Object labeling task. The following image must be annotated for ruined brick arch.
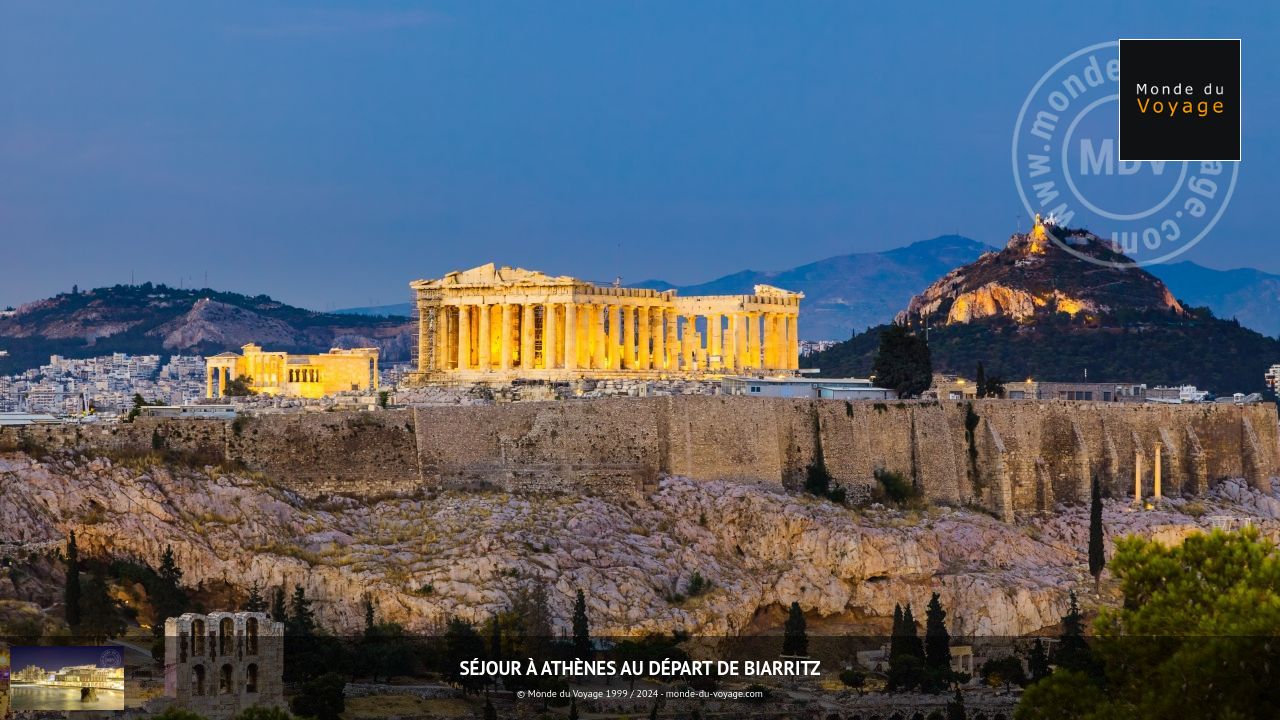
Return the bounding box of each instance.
[192,619,205,655]
[219,663,234,694]
[911,713,926,720]
[219,617,234,655]
[246,617,259,655]
[245,663,258,693]
[191,664,206,696]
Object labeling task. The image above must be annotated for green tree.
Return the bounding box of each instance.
[980,655,1027,691]
[945,687,965,720]
[65,530,81,629]
[975,361,986,398]
[224,375,256,396]
[288,585,316,636]
[243,581,267,613]
[1088,478,1105,590]
[1052,592,1094,676]
[1026,639,1051,683]
[444,618,486,695]
[923,592,952,692]
[888,602,926,692]
[80,570,125,641]
[151,545,189,633]
[271,585,287,621]
[871,324,932,398]
[781,602,807,657]
[572,589,592,660]
[290,672,345,720]
[1018,529,1280,719]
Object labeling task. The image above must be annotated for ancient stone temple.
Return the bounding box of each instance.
[205,343,379,399]
[163,611,284,719]
[407,263,803,383]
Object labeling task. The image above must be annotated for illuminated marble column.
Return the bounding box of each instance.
[746,312,761,369]
[499,303,514,370]
[763,313,777,369]
[607,304,622,370]
[1134,451,1143,505]
[434,308,449,371]
[708,314,722,370]
[564,303,579,370]
[622,306,636,369]
[517,304,532,368]
[206,366,214,398]
[786,313,799,369]
[457,304,472,370]
[543,303,558,369]
[724,314,739,372]
[670,307,680,368]
[637,306,650,370]
[652,307,665,370]
[477,303,492,370]
[417,301,431,372]
[1154,442,1162,500]
[578,303,592,368]
[734,313,748,370]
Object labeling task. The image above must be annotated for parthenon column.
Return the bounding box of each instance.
[746,312,761,369]
[543,303,558,369]
[651,308,664,370]
[724,313,739,372]
[206,367,214,398]
[417,301,431,373]
[638,306,651,370]
[622,306,636,369]
[564,303,579,370]
[477,303,492,370]
[786,313,799,369]
[457,305,471,369]
[499,304,514,370]
[589,304,605,369]
[520,304,536,368]
[708,313,722,370]
[762,313,777,369]
[607,304,622,370]
[436,307,452,371]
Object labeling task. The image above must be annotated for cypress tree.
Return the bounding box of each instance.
[571,589,592,660]
[889,603,904,659]
[1027,639,1051,683]
[946,687,966,720]
[1089,477,1106,591]
[65,530,81,629]
[363,595,376,635]
[483,696,497,720]
[271,586,287,621]
[902,603,924,660]
[243,581,267,613]
[568,697,579,720]
[923,593,952,692]
[782,602,808,657]
[289,585,316,636]
[975,362,987,398]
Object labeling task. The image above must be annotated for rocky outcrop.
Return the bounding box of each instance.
[3,451,1277,640]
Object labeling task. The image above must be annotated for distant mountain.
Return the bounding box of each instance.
[634,235,996,340]
[806,222,1280,394]
[0,284,414,375]
[1148,262,1280,338]
[335,302,414,317]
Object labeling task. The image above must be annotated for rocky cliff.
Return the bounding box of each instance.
[3,451,1278,640]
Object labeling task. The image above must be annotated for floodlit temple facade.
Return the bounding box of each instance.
[408,263,802,383]
[205,343,379,399]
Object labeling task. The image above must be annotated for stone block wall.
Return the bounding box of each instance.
[3,397,1277,519]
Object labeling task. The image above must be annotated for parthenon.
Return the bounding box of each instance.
[407,263,802,383]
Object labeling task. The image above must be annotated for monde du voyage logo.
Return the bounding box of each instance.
[1012,40,1240,268]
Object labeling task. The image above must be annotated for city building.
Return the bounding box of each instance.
[407,263,803,383]
[1267,364,1280,391]
[205,344,379,399]
[721,376,895,400]
[932,375,1150,402]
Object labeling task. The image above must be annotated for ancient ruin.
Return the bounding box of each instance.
[407,263,803,383]
[205,343,379,399]
[163,611,284,719]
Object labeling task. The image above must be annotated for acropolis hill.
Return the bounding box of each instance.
[406,263,803,383]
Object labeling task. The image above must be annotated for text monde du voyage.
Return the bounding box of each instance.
[459,658,823,678]
[1134,83,1228,118]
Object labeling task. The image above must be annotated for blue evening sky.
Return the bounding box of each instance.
[2,1,1276,310]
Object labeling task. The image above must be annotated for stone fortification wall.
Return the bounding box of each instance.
[3,398,1276,519]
